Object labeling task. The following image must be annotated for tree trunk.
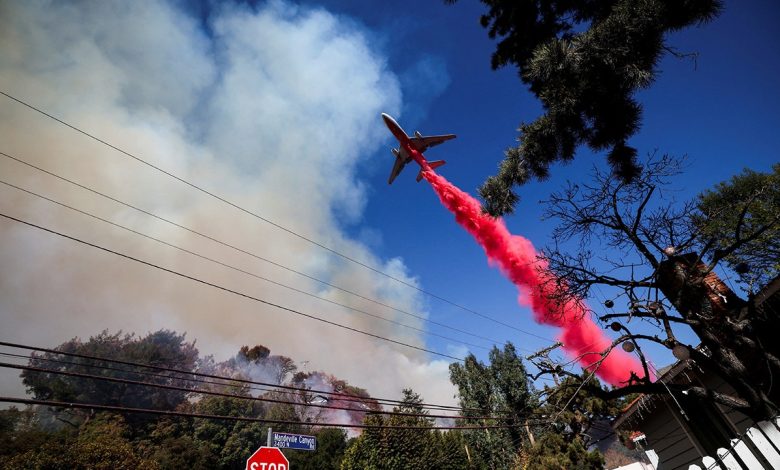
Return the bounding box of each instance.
[656,254,779,420]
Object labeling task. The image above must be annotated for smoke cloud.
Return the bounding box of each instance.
[0,0,456,406]
[422,170,643,385]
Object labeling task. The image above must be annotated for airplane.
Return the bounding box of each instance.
[381,113,456,184]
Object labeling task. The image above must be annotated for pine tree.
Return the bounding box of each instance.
[340,389,468,469]
[447,0,722,215]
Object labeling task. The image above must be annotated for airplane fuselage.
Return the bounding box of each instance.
[381,113,453,184]
[382,113,431,171]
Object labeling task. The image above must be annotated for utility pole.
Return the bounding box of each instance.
[524,420,536,446]
[526,341,564,385]
[525,342,564,361]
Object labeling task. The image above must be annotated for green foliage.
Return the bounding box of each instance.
[0,407,54,463]
[341,389,468,469]
[286,428,348,470]
[136,381,350,469]
[519,371,629,470]
[449,343,534,468]
[537,371,622,440]
[521,433,604,469]
[694,163,780,286]
[3,335,358,469]
[22,330,198,420]
[1,333,618,469]
[144,434,216,470]
[0,413,158,470]
[138,393,326,469]
[448,0,722,215]
[187,395,268,468]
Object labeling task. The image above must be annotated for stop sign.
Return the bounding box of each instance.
[246,446,290,470]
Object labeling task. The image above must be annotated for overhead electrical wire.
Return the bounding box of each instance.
[0,351,276,400]
[0,397,552,430]
[3,362,561,431]
[0,352,354,410]
[544,357,607,433]
[0,182,568,410]
[0,150,515,348]
[0,341,523,415]
[0,177,491,353]
[1,354,556,429]
[0,91,555,342]
[0,212,463,362]
[0,351,464,413]
[0,361,508,422]
[0,346,458,411]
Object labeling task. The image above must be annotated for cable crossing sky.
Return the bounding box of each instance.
[0,212,465,361]
[0,91,555,343]
[0,340,540,416]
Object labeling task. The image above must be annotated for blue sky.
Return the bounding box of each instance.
[305,0,780,365]
[0,0,778,403]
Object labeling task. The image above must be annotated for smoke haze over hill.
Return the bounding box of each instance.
[0,0,456,407]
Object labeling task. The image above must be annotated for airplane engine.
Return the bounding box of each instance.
[415,131,423,138]
[391,148,400,157]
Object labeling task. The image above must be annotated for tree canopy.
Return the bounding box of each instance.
[694,163,780,287]
[539,155,780,418]
[447,0,723,215]
[449,343,536,468]
[3,328,634,467]
[341,389,467,470]
[22,330,198,420]
[4,331,363,469]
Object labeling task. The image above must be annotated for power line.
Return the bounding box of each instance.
[1,341,555,419]
[0,177,490,353]
[0,150,511,348]
[547,357,606,430]
[0,351,471,414]
[0,351,280,401]
[0,212,463,362]
[3,350,553,424]
[0,340,476,414]
[0,352,338,409]
[0,361,509,422]
[0,397,547,430]
[0,91,555,342]
[0,344,467,414]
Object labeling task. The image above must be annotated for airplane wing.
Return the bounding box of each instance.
[388,154,406,184]
[410,134,456,152]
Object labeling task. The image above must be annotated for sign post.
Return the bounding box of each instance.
[245,446,289,470]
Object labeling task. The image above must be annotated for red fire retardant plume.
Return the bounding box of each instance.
[422,170,643,386]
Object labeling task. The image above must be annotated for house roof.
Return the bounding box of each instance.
[612,359,693,429]
[755,274,780,316]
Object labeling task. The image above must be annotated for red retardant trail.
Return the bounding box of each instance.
[421,170,643,386]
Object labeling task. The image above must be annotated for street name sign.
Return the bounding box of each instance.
[273,432,317,451]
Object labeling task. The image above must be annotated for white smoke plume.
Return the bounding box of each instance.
[0,0,457,409]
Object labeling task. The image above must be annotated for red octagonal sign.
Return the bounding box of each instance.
[246,446,290,470]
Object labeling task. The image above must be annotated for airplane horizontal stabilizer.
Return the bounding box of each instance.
[416,160,446,182]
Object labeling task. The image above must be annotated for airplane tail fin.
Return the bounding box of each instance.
[416,160,446,182]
